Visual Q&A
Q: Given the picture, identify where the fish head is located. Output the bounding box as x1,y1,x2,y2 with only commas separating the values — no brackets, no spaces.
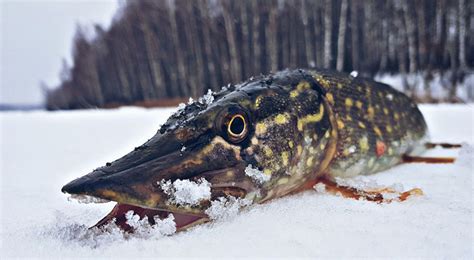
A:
61,70,337,231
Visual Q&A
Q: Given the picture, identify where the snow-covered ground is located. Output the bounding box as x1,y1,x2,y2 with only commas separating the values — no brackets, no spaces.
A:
375,72,474,102
0,105,472,258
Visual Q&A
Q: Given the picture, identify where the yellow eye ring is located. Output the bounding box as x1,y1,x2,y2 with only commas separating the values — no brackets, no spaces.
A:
227,114,247,141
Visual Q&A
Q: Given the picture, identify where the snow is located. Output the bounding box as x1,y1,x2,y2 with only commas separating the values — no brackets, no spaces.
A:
313,182,326,193
159,178,211,206
205,197,252,221
375,72,474,102
245,164,270,184
0,104,472,258
125,211,176,237
198,89,215,105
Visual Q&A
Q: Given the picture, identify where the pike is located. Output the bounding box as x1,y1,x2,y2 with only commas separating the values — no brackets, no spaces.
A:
62,69,458,232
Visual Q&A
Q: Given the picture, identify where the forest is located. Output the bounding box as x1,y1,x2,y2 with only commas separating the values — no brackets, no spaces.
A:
45,0,474,110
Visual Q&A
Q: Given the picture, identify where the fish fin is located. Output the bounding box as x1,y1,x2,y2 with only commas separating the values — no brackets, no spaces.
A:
424,142,462,149
315,178,423,203
402,154,455,164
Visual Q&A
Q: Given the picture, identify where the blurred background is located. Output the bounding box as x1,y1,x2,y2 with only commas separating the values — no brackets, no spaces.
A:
1,0,473,110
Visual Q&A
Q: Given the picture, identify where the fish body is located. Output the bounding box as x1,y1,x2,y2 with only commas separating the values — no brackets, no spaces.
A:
62,69,428,231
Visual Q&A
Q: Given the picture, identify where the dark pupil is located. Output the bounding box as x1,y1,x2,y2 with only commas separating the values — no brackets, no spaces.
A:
230,116,245,135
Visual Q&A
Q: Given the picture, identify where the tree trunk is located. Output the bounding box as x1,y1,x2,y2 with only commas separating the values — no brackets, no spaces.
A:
458,0,467,69
402,0,418,73
336,0,348,71
323,0,332,69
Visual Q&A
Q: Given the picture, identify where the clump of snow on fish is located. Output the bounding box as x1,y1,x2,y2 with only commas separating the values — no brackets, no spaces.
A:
350,70,358,77
245,164,270,184
313,182,327,193
159,178,211,206
198,89,215,105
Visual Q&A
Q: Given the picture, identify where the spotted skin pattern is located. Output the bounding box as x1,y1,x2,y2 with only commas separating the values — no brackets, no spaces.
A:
309,70,428,178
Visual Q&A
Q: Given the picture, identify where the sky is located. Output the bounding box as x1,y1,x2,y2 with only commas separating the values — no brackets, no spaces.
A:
0,0,119,105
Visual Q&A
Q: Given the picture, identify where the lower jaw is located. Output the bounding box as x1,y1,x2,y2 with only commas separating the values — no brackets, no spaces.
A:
93,203,209,232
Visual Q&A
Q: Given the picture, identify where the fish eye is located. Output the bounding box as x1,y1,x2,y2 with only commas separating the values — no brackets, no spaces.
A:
226,114,248,143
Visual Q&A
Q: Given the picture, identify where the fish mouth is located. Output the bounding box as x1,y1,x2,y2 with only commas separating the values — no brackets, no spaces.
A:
62,166,251,232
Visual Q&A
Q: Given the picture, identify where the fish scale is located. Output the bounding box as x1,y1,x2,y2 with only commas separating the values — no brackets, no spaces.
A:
309,70,428,177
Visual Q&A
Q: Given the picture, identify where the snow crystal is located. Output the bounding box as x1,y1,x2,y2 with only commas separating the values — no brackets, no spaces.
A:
177,102,186,110
180,146,186,152
205,196,251,220
221,83,231,91
313,182,326,193
198,89,214,105
125,210,176,238
245,164,270,184
350,70,358,77
159,178,211,206
153,214,177,236
125,210,141,227
173,102,186,117
187,97,194,105
386,93,394,100
68,194,110,204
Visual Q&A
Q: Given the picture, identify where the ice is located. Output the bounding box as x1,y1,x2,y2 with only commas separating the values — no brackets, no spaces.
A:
1,104,472,258
244,164,270,184
159,178,211,206
205,196,252,220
